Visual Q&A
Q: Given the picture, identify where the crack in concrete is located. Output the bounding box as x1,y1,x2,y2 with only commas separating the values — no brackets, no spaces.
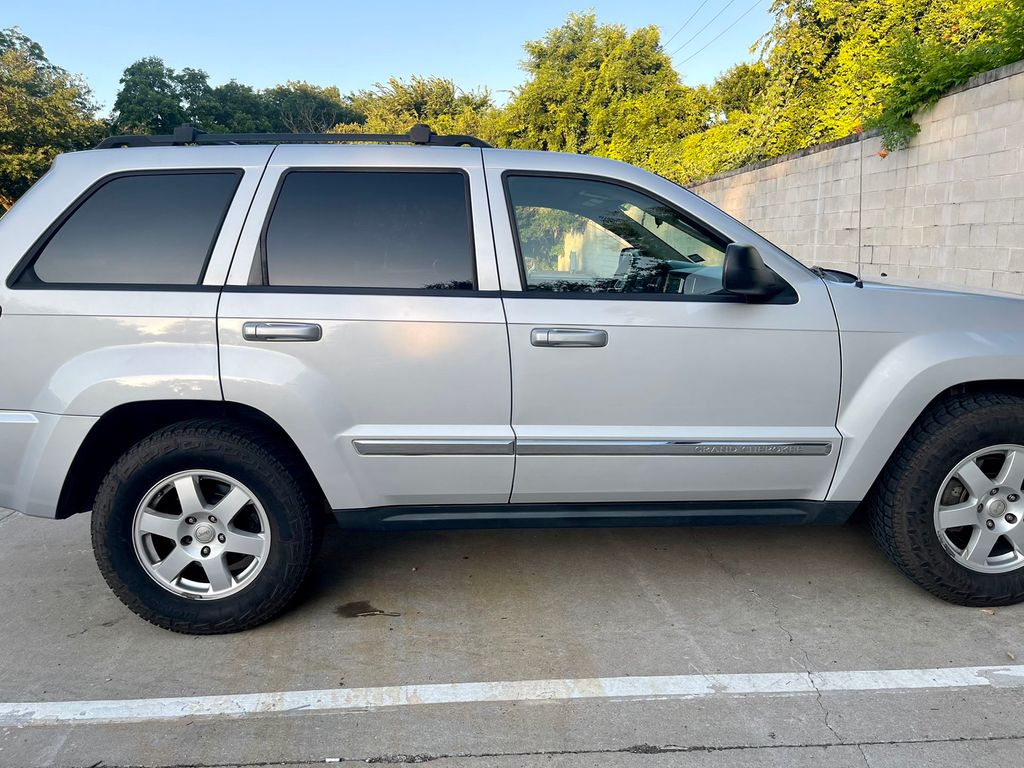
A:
55,734,1024,767
698,538,845,746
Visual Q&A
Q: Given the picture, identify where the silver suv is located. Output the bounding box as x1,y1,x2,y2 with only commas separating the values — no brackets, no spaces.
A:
4,124,1024,633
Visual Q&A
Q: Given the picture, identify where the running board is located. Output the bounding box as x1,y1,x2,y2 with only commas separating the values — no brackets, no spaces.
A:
332,500,859,531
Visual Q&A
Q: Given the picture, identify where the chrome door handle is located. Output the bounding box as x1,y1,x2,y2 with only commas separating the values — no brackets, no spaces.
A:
530,328,608,347
242,322,322,342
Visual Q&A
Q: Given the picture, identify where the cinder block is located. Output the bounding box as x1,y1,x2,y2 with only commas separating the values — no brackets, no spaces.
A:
1009,248,1024,272
910,206,939,227
939,268,970,285
993,270,1024,294
975,178,1004,201
997,223,1024,247
985,200,1016,224
924,182,950,204
953,134,979,157
953,112,978,137
950,180,977,203
957,202,987,224
870,246,892,264
966,270,996,288
990,99,1024,129
969,224,999,247
924,119,953,143
945,224,972,246
961,154,989,179
987,149,1020,176
922,226,947,245
1001,174,1024,198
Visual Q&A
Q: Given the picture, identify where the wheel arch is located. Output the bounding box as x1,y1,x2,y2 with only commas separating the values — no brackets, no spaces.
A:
55,400,328,519
830,377,1024,503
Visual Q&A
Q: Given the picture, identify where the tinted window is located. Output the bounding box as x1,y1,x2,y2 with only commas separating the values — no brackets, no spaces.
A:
29,172,240,285
506,175,728,297
264,171,475,290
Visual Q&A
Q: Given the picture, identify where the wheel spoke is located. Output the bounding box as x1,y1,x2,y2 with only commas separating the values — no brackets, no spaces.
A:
174,475,206,516
963,526,1000,566
224,529,265,558
154,547,194,583
937,501,979,530
137,508,180,540
211,486,251,524
956,460,992,499
1006,526,1024,554
997,449,1024,491
202,556,234,592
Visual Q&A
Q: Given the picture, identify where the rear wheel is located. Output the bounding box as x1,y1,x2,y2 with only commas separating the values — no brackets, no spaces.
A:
91,419,322,633
870,392,1024,606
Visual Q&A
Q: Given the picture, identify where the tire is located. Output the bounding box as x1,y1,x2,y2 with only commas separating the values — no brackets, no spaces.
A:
869,392,1024,606
91,419,322,633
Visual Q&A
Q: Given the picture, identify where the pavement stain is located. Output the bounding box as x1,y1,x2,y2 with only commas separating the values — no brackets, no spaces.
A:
335,600,400,619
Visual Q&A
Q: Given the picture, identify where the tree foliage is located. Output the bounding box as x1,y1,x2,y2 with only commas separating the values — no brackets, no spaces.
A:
112,58,362,134
0,28,103,210
3,3,1023,209
338,76,497,137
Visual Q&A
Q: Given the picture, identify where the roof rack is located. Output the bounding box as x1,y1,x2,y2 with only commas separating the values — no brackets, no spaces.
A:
95,122,491,149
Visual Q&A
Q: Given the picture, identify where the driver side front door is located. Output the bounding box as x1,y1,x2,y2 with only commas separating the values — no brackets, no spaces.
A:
482,154,842,507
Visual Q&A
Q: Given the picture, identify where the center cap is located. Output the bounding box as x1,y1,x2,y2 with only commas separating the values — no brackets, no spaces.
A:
193,523,216,544
989,499,1008,517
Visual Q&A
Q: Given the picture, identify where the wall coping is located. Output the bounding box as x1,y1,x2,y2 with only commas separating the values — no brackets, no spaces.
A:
688,58,1024,188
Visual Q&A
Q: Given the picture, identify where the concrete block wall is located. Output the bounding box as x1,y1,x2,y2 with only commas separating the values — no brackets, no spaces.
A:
689,60,1024,293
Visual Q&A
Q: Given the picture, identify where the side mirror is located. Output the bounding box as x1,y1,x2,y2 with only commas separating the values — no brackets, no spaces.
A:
722,243,788,300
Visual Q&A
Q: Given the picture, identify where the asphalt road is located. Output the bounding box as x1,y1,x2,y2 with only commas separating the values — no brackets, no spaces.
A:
1,508,1023,767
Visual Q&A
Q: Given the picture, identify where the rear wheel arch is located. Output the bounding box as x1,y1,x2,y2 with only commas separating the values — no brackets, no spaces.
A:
56,400,328,520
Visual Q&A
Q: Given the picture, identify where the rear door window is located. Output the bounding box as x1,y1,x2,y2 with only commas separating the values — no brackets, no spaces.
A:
263,170,475,290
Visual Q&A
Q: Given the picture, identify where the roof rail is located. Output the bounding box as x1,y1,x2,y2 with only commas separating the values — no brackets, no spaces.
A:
95,122,491,149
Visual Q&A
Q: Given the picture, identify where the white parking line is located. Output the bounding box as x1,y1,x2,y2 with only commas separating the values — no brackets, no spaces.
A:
3,664,1023,727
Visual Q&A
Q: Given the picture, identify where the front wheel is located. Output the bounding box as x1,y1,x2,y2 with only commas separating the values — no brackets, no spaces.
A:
91,419,322,633
870,392,1024,606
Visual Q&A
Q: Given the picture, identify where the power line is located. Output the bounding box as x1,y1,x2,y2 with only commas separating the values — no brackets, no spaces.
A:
667,0,739,57
662,1,712,47
674,0,766,66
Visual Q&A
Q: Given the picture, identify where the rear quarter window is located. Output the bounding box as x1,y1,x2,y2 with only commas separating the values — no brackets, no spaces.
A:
18,171,241,286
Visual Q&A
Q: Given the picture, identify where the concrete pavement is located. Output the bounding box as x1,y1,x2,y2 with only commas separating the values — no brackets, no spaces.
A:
1,510,1022,766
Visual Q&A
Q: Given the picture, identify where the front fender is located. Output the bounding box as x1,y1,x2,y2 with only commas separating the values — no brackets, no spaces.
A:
826,279,1024,501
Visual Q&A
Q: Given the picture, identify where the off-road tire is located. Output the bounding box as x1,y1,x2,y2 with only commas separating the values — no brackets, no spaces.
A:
91,419,322,633
869,392,1024,606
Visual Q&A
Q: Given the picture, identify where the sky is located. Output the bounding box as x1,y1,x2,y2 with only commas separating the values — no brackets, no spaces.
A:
4,0,776,114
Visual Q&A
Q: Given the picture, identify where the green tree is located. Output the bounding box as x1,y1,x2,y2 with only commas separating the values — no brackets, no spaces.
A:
111,56,187,132
264,81,362,132
192,80,273,133
0,28,103,211
338,75,494,137
712,62,769,116
869,0,1024,148
495,13,712,169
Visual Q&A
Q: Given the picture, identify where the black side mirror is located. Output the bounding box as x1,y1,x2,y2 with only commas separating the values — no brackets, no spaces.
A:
722,243,788,300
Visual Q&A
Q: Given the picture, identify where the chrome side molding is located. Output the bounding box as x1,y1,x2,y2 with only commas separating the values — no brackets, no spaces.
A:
353,439,515,456
516,440,834,456
353,438,832,457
